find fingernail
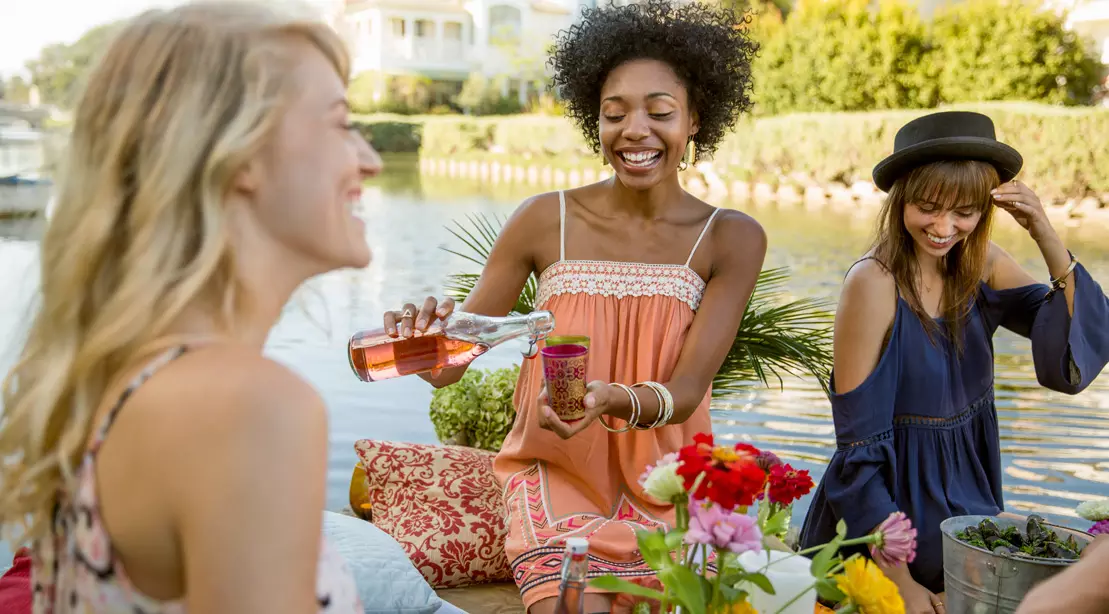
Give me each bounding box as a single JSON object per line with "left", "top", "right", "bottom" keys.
{"left": 584, "top": 396, "right": 595, "bottom": 408}
{"left": 416, "top": 318, "right": 426, "bottom": 329}
{"left": 403, "top": 326, "right": 411, "bottom": 336}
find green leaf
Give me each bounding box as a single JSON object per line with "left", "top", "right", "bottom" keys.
{"left": 637, "top": 529, "right": 673, "bottom": 569}
{"left": 658, "top": 566, "right": 708, "bottom": 614}
{"left": 589, "top": 576, "right": 667, "bottom": 601}
{"left": 664, "top": 530, "right": 688, "bottom": 552}
{"left": 836, "top": 519, "right": 848, "bottom": 539}
{"left": 815, "top": 577, "right": 847, "bottom": 603}
{"left": 763, "top": 508, "right": 791, "bottom": 537}
{"left": 743, "top": 571, "right": 777, "bottom": 595}
{"left": 810, "top": 537, "right": 842, "bottom": 578}
{"left": 720, "top": 584, "right": 747, "bottom": 602}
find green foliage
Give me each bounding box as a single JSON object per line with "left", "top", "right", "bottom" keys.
{"left": 350, "top": 118, "right": 422, "bottom": 153}
{"left": 751, "top": 0, "right": 936, "bottom": 115}
{"left": 929, "top": 0, "right": 1103, "bottom": 106}
{"left": 455, "top": 73, "right": 524, "bottom": 116}
{"left": 25, "top": 21, "right": 122, "bottom": 109}
{"left": 441, "top": 214, "right": 835, "bottom": 397}
{"left": 0, "top": 76, "right": 32, "bottom": 104}
{"left": 428, "top": 365, "right": 519, "bottom": 452}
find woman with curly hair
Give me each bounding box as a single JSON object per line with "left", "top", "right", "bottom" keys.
{"left": 381, "top": 1, "right": 762, "bottom": 610}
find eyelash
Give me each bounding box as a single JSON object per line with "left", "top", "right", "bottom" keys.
{"left": 602, "top": 112, "right": 673, "bottom": 121}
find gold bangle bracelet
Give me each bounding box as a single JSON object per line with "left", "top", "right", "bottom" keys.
{"left": 601, "top": 383, "right": 638, "bottom": 433}
{"left": 632, "top": 382, "right": 666, "bottom": 429}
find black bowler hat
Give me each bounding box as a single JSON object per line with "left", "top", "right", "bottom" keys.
{"left": 872, "top": 111, "right": 1023, "bottom": 192}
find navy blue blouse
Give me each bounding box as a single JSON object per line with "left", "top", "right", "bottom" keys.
{"left": 799, "top": 262, "right": 1109, "bottom": 592}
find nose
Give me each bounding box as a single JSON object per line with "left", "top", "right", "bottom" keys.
{"left": 932, "top": 212, "right": 955, "bottom": 236}
{"left": 357, "top": 135, "right": 383, "bottom": 179}
{"left": 621, "top": 110, "right": 650, "bottom": 141}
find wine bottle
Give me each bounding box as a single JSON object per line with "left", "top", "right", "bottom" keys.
{"left": 553, "top": 537, "right": 589, "bottom": 614}
{"left": 347, "top": 310, "right": 555, "bottom": 382}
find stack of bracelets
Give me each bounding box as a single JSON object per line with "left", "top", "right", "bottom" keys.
{"left": 600, "top": 381, "right": 674, "bottom": 433}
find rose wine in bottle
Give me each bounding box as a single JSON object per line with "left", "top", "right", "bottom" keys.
{"left": 553, "top": 538, "right": 589, "bottom": 614}
{"left": 347, "top": 310, "right": 555, "bottom": 382}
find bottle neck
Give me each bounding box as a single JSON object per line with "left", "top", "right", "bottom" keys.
{"left": 444, "top": 311, "right": 554, "bottom": 348}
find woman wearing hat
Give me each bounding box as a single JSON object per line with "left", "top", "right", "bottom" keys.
{"left": 799, "top": 110, "right": 1109, "bottom": 613}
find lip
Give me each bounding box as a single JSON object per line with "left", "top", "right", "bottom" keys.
{"left": 923, "top": 232, "right": 956, "bottom": 250}
{"left": 613, "top": 148, "right": 664, "bottom": 174}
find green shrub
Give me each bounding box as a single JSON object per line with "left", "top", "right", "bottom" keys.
{"left": 751, "top": 0, "right": 936, "bottom": 115}
{"left": 428, "top": 366, "right": 518, "bottom": 452}
{"left": 350, "top": 117, "right": 422, "bottom": 153}
{"left": 929, "top": 0, "right": 1102, "bottom": 106}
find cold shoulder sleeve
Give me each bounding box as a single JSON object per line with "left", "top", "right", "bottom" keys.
{"left": 983, "top": 263, "right": 1109, "bottom": 394}
{"left": 823, "top": 316, "right": 903, "bottom": 539}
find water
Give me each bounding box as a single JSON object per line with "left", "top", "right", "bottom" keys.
{"left": 1, "top": 163, "right": 1108, "bottom": 565}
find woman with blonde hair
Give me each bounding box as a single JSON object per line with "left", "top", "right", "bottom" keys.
{"left": 0, "top": 2, "right": 380, "bottom": 612}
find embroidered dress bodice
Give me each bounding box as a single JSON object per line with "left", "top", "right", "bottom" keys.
{"left": 534, "top": 190, "right": 720, "bottom": 312}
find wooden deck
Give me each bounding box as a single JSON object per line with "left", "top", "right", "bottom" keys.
{"left": 436, "top": 582, "right": 525, "bottom": 613}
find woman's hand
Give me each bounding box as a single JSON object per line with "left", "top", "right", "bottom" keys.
{"left": 991, "top": 180, "right": 1056, "bottom": 244}
{"left": 537, "top": 381, "right": 622, "bottom": 440}
{"left": 883, "top": 564, "right": 944, "bottom": 614}
{"left": 383, "top": 296, "right": 455, "bottom": 338}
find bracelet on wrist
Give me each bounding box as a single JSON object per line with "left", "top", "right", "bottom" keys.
{"left": 1047, "top": 252, "right": 1078, "bottom": 298}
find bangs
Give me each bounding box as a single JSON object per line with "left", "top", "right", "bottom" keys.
{"left": 903, "top": 160, "right": 1000, "bottom": 213}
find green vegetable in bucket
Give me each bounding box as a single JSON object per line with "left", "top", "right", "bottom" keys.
{"left": 955, "top": 515, "right": 1085, "bottom": 560}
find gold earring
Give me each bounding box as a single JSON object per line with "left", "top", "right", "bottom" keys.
{"left": 686, "top": 139, "right": 696, "bottom": 167}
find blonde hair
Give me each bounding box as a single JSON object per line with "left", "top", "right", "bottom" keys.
{"left": 0, "top": 1, "right": 350, "bottom": 544}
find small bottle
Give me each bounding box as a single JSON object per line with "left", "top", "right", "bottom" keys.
{"left": 347, "top": 310, "right": 555, "bottom": 382}
{"left": 553, "top": 537, "right": 589, "bottom": 614}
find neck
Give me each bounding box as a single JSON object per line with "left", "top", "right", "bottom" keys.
{"left": 608, "top": 172, "right": 685, "bottom": 219}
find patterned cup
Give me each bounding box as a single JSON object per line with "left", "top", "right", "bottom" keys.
{"left": 541, "top": 343, "right": 589, "bottom": 421}
{"left": 545, "top": 335, "right": 591, "bottom": 349}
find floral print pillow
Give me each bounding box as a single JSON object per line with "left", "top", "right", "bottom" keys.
{"left": 353, "top": 440, "right": 511, "bottom": 589}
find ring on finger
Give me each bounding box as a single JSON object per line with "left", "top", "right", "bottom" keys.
{"left": 401, "top": 308, "right": 414, "bottom": 319}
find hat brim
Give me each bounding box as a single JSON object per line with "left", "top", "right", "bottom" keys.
{"left": 872, "top": 137, "right": 1023, "bottom": 192}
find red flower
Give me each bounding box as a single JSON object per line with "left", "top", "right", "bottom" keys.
{"left": 767, "top": 464, "right": 814, "bottom": 506}
{"left": 675, "top": 434, "right": 768, "bottom": 510}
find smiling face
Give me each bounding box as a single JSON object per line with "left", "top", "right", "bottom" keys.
{"left": 895, "top": 161, "right": 998, "bottom": 262}
{"left": 236, "top": 40, "right": 381, "bottom": 278}
{"left": 903, "top": 200, "right": 984, "bottom": 258}
{"left": 598, "top": 58, "right": 698, "bottom": 191}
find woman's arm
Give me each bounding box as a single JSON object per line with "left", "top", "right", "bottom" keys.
{"left": 605, "top": 211, "right": 768, "bottom": 427}
{"left": 991, "top": 181, "right": 1076, "bottom": 314}
{"left": 163, "top": 351, "right": 334, "bottom": 613}
{"left": 414, "top": 193, "right": 557, "bottom": 388}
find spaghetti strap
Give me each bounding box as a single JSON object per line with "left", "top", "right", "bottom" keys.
{"left": 558, "top": 190, "right": 566, "bottom": 262}
{"left": 684, "top": 208, "right": 721, "bottom": 267}
{"left": 88, "top": 345, "right": 188, "bottom": 456}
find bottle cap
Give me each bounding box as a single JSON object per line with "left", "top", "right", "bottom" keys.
{"left": 565, "top": 537, "right": 589, "bottom": 555}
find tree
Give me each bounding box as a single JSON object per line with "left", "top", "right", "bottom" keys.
{"left": 442, "top": 214, "right": 834, "bottom": 396}
{"left": 0, "top": 76, "right": 32, "bottom": 104}
{"left": 25, "top": 21, "right": 122, "bottom": 110}
{"left": 930, "top": 0, "right": 1102, "bottom": 106}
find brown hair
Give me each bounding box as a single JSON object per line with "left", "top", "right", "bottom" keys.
{"left": 873, "top": 160, "right": 999, "bottom": 352}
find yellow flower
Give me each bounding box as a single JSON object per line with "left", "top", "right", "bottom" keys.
{"left": 833, "top": 558, "right": 905, "bottom": 614}
{"left": 720, "top": 599, "right": 758, "bottom": 614}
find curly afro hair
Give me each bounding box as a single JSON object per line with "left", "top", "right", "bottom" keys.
{"left": 548, "top": 0, "right": 758, "bottom": 160}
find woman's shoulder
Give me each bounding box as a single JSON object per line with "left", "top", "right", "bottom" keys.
{"left": 127, "top": 345, "right": 327, "bottom": 449}
{"left": 837, "top": 255, "right": 899, "bottom": 335}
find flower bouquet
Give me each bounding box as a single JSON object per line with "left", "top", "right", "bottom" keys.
{"left": 591, "top": 433, "right": 916, "bottom": 614}
{"left": 1076, "top": 499, "right": 1109, "bottom": 536}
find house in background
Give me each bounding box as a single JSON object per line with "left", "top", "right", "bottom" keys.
{"left": 1065, "top": 0, "right": 1109, "bottom": 65}
{"left": 340, "top": 0, "right": 595, "bottom": 109}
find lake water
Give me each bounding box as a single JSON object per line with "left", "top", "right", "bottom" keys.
{"left": 2, "top": 159, "right": 1108, "bottom": 565}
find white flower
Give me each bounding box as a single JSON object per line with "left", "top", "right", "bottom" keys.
{"left": 1076, "top": 499, "right": 1109, "bottom": 522}
{"left": 639, "top": 452, "right": 685, "bottom": 503}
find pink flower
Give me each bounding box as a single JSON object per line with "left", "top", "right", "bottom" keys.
{"left": 870, "top": 511, "right": 917, "bottom": 567}
{"left": 684, "top": 497, "right": 763, "bottom": 555}
{"left": 756, "top": 450, "right": 782, "bottom": 471}
{"left": 1090, "top": 519, "right": 1109, "bottom": 536}
{"left": 639, "top": 452, "right": 680, "bottom": 487}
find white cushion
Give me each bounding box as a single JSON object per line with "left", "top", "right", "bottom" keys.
{"left": 322, "top": 511, "right": 442, "bottom": 614}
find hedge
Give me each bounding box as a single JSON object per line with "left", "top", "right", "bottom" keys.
{"left": 353, "top": 102, "right": 1109, "bottom": 201}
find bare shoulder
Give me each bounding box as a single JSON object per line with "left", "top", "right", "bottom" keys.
{"left": 838, "top": 257, "right": 897, "bottom": 329}
{"left": 500, "top": 190, "right": 561, "bottom": 246}
{"left": 709, "top": 209, "right": 768, "bottom": 264}
{"left": 985, "top": 241, "right": 1038, "bottom": 290}
{"left": 133, "top": 345, "right": 327, "bottom": 449}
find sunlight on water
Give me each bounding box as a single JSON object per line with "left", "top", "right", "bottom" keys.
{"left": 1, "top": 165, "right": 1108, "bottom": 564}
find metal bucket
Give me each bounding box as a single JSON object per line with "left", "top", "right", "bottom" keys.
{"left": 941, "top": 515, "right": 1092, "bottom": 614}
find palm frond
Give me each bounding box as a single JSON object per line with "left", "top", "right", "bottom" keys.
{"left": 440, "top": 214, "right": 833, "bottom": 397}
